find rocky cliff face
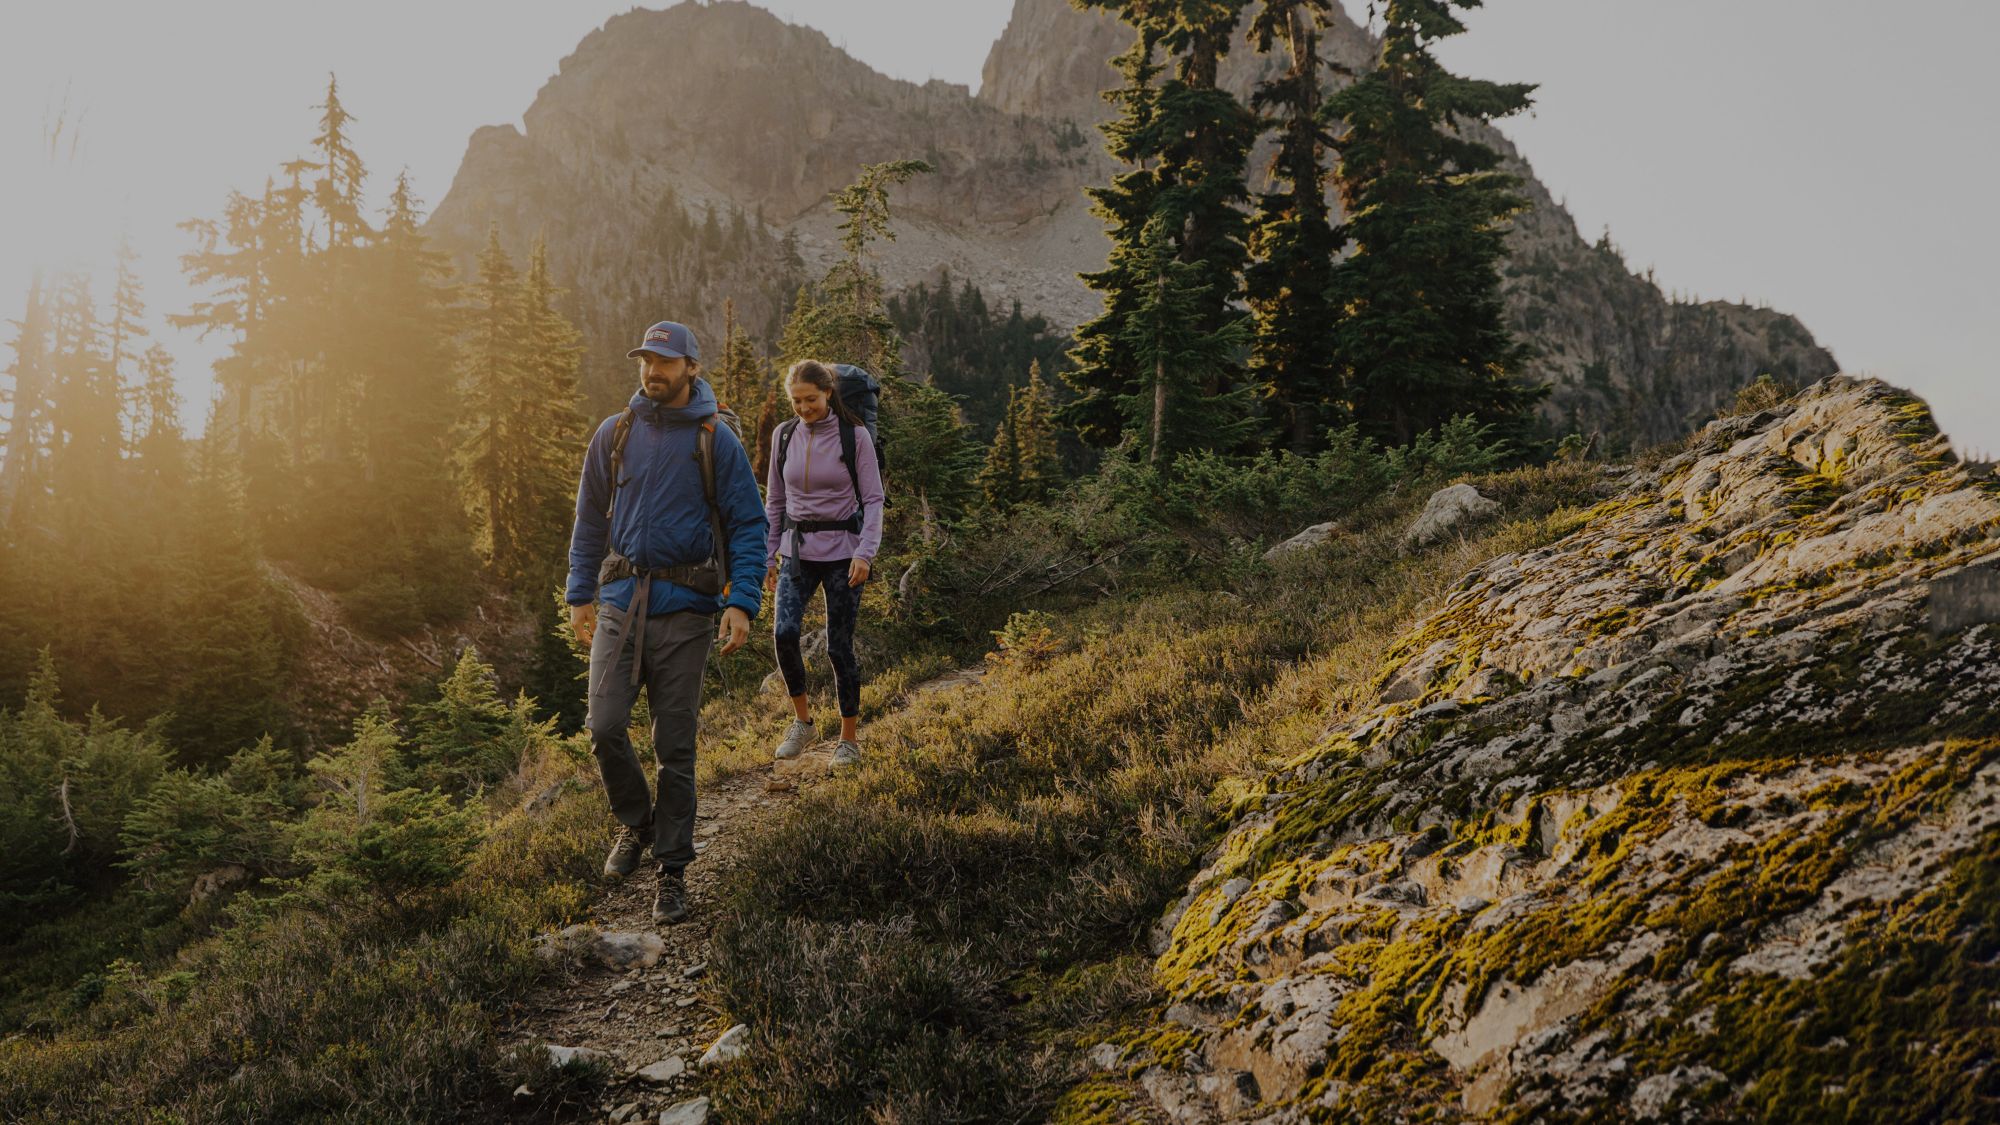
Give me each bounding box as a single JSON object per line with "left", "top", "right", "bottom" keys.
{"left": 1103, "top": 377, "right": 2000, "bottom": 1120}
{"left": 431, "top": 0, "right": 1832, "bottom": 444}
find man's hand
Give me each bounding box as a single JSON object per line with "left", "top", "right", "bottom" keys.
{"left": 848, "top": 557, "right": 871, "bottom": 587}
{"left": 764, "top": 565, "right": 778, "bottom": 594}
{"left": 569, "top": 603, "right": 598, "bottom": 647}
{"left": 717, "top": 606, "right": 751, "bottom": 655}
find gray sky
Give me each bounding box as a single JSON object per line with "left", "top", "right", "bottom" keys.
{"left": 2, "top": 0, "right": 1994, "bottom": 452}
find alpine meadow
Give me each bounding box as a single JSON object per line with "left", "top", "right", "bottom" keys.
{"left": 3, "top": 2, "right": 1996, "bottom": 1123}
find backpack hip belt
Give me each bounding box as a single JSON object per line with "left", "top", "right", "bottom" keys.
{"left": 778, "top": 512, "right": 864, "bottom": 582}
{"left": 597, "top": 550, "right": 723, "bottom": 688}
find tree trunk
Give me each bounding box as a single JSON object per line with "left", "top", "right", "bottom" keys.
{"left": 1151, "top": 352, "right": 1167, "bottom": 465}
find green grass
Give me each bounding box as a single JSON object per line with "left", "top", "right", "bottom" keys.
{"left": 702, "top": 462, "right": 1607, "bottom": 1121}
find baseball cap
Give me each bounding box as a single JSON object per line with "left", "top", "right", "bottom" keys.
{"left": 627, "top": 320, "right": 701, "bottom": 362}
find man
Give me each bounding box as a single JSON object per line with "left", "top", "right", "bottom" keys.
{"left": 567, "top": 320, "right": 766, "bottom": 925}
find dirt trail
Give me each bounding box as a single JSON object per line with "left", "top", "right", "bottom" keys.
{"left": 506, "top": 665, "right": 986, "bottom": 1122}
{"left": 505, "top": 737, "right": 833, "bottom": 1122}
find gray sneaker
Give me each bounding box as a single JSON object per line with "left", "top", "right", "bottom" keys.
{"left": 831, "top": 740, "right": 860, "bottom": 767}
{"left": 603, "top": 823, "right": 652, "bottom": 879}
{"left": 773, "top": 718, "right": 815, "bottom": 761}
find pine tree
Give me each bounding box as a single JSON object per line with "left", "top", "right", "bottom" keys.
{"left": 513, "top": 239, "right": 590, "bottom": 587}
{"left": 713, "top": 297, "right": 763, "bottom": 410}
{"left": 1325, "top": 0, "right": 1544, "bottom": 447}
{"left": 824, "top": 159, "right": 932, "bottom": 372}
{"left": 1067, "top": 1, "right": 1259, "bottom": 456}
{"left": 1064, "top": 25, "right": 1167, "bottom": 448}
{"left": 1013, "top": 360, "right": 1064, "bottom": 502}
{"left": 454, "top": 226, "right": 527, "bottom": 578}
{"left": 1246, "top": 0, "right": 1345, "bottom": 451}
{"left": 106, "top": 233, "right": 149, "bottom": 449}
{"left": 1120, "top": 216, "right": 1253, "bottom": 463}
{"left": 133, "top": 344, "right": 185, "bottom": 489}
{"left": 1, "top": 272, "right": 53, "bottom": 528}
{"left": 976, "top": 392, "right": 1022, "bottom": 509}
{"left": 310, "top": 74, "right": 369, "bottom": 252}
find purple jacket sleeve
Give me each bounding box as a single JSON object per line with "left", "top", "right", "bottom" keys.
{"left": 854, "top": 426, "right": 886, "bottom": 562}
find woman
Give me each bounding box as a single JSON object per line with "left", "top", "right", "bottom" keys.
{"left": 764, "top": 360, "right": 886, "bottom": 766}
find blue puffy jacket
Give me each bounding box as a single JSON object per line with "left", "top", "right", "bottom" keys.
{"left": 566, "top": 379, "right": 767, "bottom": 619}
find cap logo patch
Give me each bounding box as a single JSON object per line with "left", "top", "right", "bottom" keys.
{"left": 646, "top": 329, "right": 676, "bottom": 345}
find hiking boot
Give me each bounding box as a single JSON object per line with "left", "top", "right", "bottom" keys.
{"left": 831, "top": 739, "right": 860, "bottom": 767}
{"left": 773, "top": 718, "right": 815, "bottom": 761}
{"left": 653, "top": 864, "right": 690, "bottom": 926}
{"left": 603, "top": 823, "right": 652, "bottom": 880}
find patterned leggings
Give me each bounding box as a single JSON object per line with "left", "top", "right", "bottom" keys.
{"left": 774, "top": 556, "right": 865, "bottom": 717}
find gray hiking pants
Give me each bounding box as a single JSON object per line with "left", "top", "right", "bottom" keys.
{"left": 586, "top": 606, "right": 713, "bottom": 871}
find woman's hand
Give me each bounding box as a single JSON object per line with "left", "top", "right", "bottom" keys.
{"left": 765, "top": 565, "right": 778, "bottom": 593}
{"left": 848, "top": 557, "right": 871, "bottom": 587}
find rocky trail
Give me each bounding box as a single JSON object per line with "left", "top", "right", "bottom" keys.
{"left": 505, "top": 740, "right": 830, "bottom": 1125}
{"left": 507, "top": 664, "right": 988, "bottom": 1124}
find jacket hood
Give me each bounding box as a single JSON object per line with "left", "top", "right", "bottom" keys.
{"left": 627, "top": 377, "right": 718, "bottom": 425}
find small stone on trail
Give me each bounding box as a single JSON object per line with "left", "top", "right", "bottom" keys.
{"left": 682, "top": 962, "right": 708, "bottom": 981}
{"left": 512, "top": 1083, "right": 533, "bottom": 1100}
{"left": 1088, "top": 1042, "right": 1124, "bottom": 1070}
{"left": 608, "top": 980, "right": 637, "bottom": 995}
{"left": 546, "top": 1044, "right": 610, "bottom": 1070}
{"left": 608, "top": 1102, "right": 640, "bottom": 1124}
{"left": 676, "top": 996, "right": 697, "bottom": 1009}
{"left": 700, "top": 1023, "right": 750, "bottom": 1067}
{"left": 634, "top": 1055, "right": 687, "bottom": 1084}
{"left": 659, "top": 1096, "right": 711, "bottom": 1125}
{"left": 765, "top": 776, "right": 795, "bottom": 794}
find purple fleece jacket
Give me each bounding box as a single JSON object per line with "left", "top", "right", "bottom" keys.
{"left": 764, "top": 415, "right": 886, "bottom": 566}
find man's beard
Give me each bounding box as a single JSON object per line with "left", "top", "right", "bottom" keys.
{"left": 644, "top": 371, "right": 693, "bottom": 402}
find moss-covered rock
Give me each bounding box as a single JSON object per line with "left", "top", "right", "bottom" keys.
{"left": 1127, "top": 377, "right": 2000, "bottom": 1122}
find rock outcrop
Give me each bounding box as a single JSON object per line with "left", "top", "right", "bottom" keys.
{"left": 1116, "top": 377, "right": 2000, "bottom": 1120}
{"left": 428, "top": 0, "right": 1833, "bottom": 444}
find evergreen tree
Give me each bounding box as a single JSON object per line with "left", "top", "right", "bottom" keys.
{"left": 310, "top": 74, "right": 369, "bottom": 252}
{"left": 1064, "top": 25, "right": 1166, "bottom": 448}
{"left": 713, "top": 297, "right": 763, "bottom": 410}
{"left": 133, "top": 344, "right": 185, "bottom": 490}
{"left": 976, "top": 360, "right": 1065, "bottom": 510}
{"left": 106, "top": 234, "right": 149, "bottom": 448}
{"left": 1067, "top": 1, "right": 1259, "bottom": 456}
{"left": 513, "top": 239, "right": 590, "bottom": 587}
{"left": 1013, "top": 360, "right": 1064, "bottom": 502}
{"left": 1120, "top": 216, "right": 1253, "bottom": 463}
{"left": 1246, "top": 0, "right": 1345, "bottom": 451}
{"left": 822, "top": 159, "right": 932, "bottom": 372}
{"left": 1, "top": 272, "right": 52, "bottom": 528}
{"left": 455, "top": 226, "right": 526, "bottom": 577}
{"left": 976, "top": 393, "right": 1022, "bottom": 510}
{"left": 1325, "top": 0, "right": 1544, "bottom": 446}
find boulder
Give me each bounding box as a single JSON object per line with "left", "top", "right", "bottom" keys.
{"left": 699, "top": 1023, "right": 750, "bottom": 1067}
{"left": 1263, "top": 521, "right": 1339, "bottom": 562}
{"left": 1401, "top": 483, "right": 1500, "bottom": 548}
{"left": 658, "top": 1097, "right": 711, "bottom": 1125}
{"left": 534, "top": 925, "right": 667, "bottom": 971}
{"left": 633, "top": 1055, "right": 686, "bottom": 1084}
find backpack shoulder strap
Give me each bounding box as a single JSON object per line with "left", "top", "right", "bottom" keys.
{"left": 838, "top": 417, "right": 863, "bottom": 509}
{"left": 776, "top": 418, "right": 801, "bottom": 477}
{"left": 604, "top": 407, "right": 636, "bottom": 521}
{"left": 697, "top": 420, "right": 729, "bottom": 580}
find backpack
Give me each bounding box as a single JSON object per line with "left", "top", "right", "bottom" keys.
{"left": 832, "top": 364, "right": 885, "bottom": 478}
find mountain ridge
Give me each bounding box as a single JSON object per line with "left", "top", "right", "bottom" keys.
{"left": 429, "top": 0, "right": 1835, "bottom": 447}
